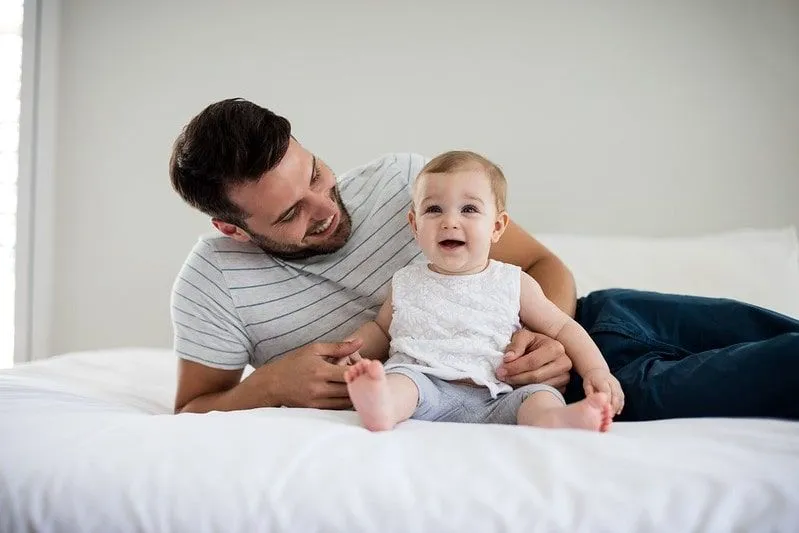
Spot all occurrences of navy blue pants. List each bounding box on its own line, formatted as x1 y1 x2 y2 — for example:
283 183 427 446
564 289 799 421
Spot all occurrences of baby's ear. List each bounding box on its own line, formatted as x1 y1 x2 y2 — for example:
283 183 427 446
492 211 510 243
407 209 418 235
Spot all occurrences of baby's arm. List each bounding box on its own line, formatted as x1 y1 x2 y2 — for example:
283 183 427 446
519 272 608 376
348 289 394 362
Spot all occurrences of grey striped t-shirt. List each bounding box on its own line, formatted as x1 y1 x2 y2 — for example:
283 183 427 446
170 153 427 369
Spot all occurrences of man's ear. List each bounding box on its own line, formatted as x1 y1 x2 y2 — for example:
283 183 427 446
491 211 510 243
211 218 252 243
407 209 418 236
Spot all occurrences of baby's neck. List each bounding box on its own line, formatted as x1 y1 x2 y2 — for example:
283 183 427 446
427 259 490 276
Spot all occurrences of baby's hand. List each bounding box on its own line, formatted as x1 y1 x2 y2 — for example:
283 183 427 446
582 368 625 415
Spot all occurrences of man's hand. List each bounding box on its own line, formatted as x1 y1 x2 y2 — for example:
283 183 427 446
334 349 363 366
496 329 572 391
251 339 363 410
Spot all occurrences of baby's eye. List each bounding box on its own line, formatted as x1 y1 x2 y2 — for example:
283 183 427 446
424 205 442 214
462 204 479 213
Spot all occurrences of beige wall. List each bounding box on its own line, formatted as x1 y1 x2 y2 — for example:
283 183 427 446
50 0 799 354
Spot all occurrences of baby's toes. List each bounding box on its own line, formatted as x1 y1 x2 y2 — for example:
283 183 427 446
345 362 366 381
601 403 614 431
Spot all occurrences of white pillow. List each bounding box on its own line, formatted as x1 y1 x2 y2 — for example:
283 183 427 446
536 226 799 319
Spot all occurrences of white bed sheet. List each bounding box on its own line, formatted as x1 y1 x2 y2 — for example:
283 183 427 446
2 348 799 533
4 227 799 532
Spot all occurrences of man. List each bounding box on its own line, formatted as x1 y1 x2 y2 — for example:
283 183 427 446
169 98 799 421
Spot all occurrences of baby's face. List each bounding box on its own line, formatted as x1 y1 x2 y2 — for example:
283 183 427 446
410 168 506 275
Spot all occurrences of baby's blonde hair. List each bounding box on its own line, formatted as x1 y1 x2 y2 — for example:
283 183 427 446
415 151 507 212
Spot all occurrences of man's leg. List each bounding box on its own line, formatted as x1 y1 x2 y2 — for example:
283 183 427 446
566 289 799 421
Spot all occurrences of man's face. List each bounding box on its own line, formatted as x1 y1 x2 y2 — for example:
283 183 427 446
217 138 352 260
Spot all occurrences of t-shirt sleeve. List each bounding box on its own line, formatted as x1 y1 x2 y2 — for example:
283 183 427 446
170 240 251 369
395 153 430 195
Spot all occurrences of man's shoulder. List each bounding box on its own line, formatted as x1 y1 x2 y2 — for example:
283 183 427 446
179 233 275 274
185 232 252 259
338 152 429 185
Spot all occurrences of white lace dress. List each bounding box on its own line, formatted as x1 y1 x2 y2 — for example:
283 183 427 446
384 260 522 398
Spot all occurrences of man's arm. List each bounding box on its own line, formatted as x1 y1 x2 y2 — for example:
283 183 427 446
175 339 362 414
171 240 359 414
489 219 576 317
175 362 254 413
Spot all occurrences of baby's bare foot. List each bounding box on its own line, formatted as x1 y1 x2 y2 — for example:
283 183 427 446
536 392 614 432
344 360 396 431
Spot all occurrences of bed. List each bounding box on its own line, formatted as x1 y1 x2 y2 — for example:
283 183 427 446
2 228 799 533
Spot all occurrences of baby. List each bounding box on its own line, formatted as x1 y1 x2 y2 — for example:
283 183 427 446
344 151 624 431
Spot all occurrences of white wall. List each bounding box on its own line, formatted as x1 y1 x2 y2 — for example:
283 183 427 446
49 0 799 355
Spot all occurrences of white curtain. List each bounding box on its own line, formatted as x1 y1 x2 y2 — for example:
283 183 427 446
0 0 23 368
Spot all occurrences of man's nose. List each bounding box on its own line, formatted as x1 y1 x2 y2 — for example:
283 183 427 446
309 189 337 220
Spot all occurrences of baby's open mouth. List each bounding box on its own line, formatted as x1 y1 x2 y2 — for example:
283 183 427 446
438 239 465 249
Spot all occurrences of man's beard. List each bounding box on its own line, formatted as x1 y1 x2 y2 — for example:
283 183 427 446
247 186 352 261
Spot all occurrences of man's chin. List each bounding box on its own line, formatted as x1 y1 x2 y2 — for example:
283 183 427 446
310 230 349 256
251 208 352 261
269 230 349 261
314 211 351 252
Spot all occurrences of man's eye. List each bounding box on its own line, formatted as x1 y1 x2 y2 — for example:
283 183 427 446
311 166 321 184
280 207 298 223
462 204 479 213
424 205 442 214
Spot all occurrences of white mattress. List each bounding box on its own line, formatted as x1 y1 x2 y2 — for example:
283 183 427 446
3 227 799 532
1 347 799 533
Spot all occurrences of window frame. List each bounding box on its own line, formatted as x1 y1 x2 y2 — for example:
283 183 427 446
15 0 59 364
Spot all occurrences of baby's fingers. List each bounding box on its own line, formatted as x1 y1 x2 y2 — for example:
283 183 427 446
597 379 612 396
612 383 625 415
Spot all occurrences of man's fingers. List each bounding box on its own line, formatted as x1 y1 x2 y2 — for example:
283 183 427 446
312 338 363 358
529 357 572 384
500 349 554 377
503 356 571 386
312 397 353 410
500 341 568 378
321 382 350 398
322 364 349 383
542 372 570 391
505 329 536 361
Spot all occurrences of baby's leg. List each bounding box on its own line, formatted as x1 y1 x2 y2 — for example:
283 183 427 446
518 391 613 432
344 360 418 431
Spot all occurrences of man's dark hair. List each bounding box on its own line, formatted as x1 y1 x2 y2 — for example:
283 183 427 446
169 98 291 227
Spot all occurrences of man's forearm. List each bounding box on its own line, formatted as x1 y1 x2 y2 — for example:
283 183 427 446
527 255 577 317
178 376 278 414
